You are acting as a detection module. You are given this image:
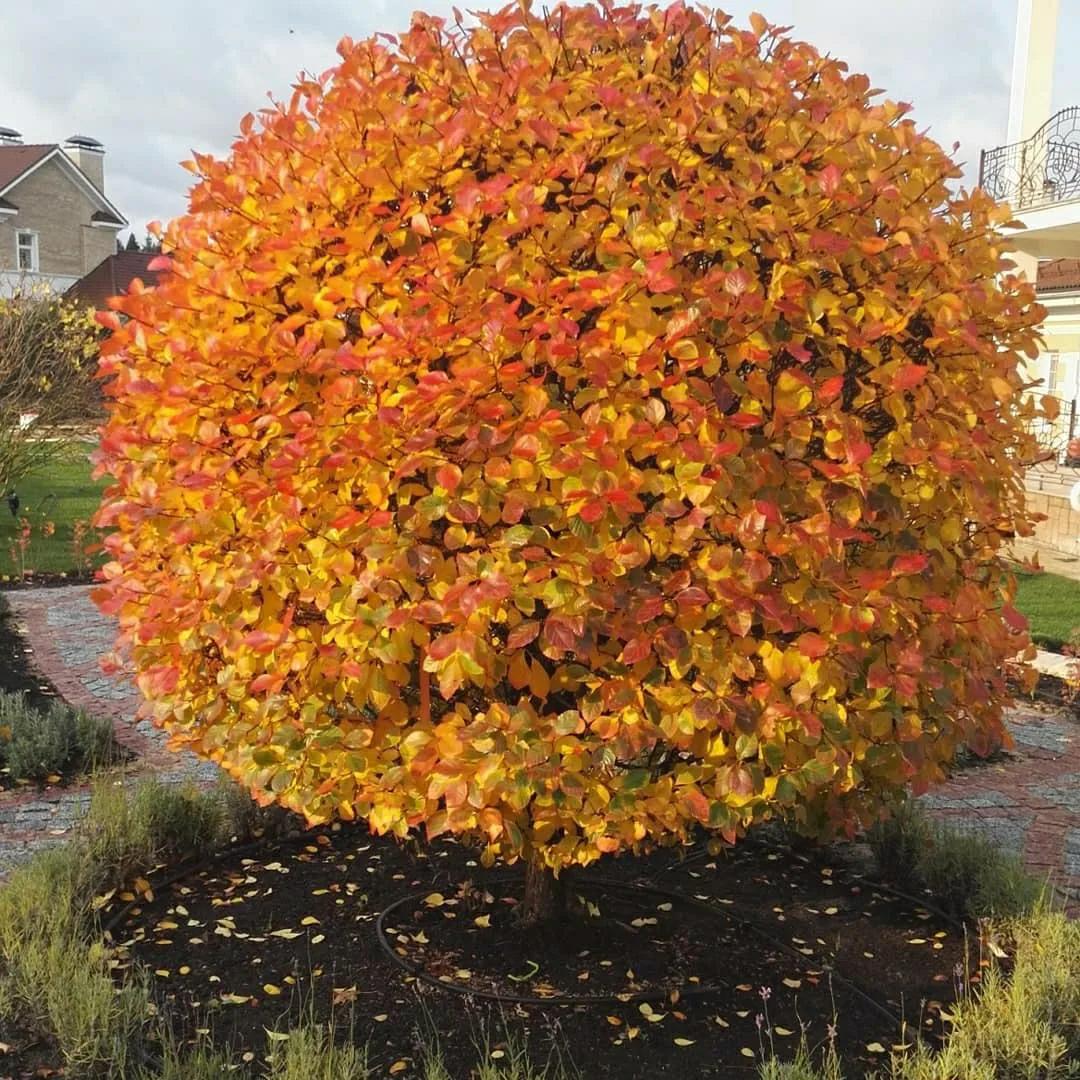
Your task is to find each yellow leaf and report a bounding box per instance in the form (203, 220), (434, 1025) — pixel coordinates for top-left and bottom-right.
(866, 1042), (887, 1054)
(263, 983), (282, 996)
(674, 1037), (695, 1046)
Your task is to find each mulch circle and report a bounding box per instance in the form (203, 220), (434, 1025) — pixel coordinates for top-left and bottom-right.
(101, 828), (972, 1079)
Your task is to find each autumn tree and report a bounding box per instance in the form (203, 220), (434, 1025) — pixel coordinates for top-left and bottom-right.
(0, 290), (100, 491)
(95, 3), (1048, 922)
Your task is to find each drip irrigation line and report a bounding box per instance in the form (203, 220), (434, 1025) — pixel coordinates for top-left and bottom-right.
(374, 870), (902, 1028)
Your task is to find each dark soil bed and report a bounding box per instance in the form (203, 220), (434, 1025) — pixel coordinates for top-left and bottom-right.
(98, 828), (968, 1079)
(0, 595), (58, 713)
(0, 570), (97, 591)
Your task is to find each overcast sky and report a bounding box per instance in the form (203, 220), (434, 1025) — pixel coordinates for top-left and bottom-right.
(3, 1), (1078, 240)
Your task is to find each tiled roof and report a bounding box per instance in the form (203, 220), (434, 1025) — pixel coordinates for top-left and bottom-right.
(1037, 258), (1080, 293)
(65, 251), (160, 311)
(0, 144), (55, 193)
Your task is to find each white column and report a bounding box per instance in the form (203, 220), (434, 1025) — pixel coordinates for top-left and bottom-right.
(1008, 0), (1059, 145)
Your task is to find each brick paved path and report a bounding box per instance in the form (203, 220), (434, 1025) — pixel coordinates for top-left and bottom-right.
(0, 585), (218, 874)
(921, 703), (1079, 903)
(0, 586), (1077, 903)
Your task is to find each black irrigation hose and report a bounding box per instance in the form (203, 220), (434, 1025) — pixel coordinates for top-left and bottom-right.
(374, 870), (902, 1028)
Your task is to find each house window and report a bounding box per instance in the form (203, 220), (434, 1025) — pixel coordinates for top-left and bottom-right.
(15, 231), (38, 273)
(1046, 352), (1060, 392)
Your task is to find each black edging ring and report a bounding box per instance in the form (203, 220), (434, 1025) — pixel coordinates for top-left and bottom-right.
(375, 870), (901, 1028)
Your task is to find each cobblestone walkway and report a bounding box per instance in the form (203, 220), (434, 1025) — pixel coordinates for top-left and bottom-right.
(0, 585), (218, 874)
(921, 702), (1080, 904)
(0, 586), (1077, 901)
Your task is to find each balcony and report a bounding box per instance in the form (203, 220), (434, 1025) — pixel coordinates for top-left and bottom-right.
(981, 106), (1080, 211)
(978, 107), (1080, 258)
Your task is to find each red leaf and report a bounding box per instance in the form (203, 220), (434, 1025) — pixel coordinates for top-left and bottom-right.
(1002, 603), (1028, 633)
(427, 633), (459, 661)
(894, 364), (928, 391)
(682, 788), (710, 824)
(892, 553), (929, 576)
(675, 586), (710, 608)
(797, 633), (829, 659)
(436, 464), (462, 492)
(818, 375), (844, 403)
(543, 615), (582, 653)
(620, 636), (652, 665)
(728, 411), (763, 429)
(507, 620), (540, 649)
(819, 163), (842, 196)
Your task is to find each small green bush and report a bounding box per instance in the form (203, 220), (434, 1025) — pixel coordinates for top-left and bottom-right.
(132, 780), (225, 859)
(917, 829), (1046, 920)
(0, 691), (120, 781)
(758, 1043), (844, 1080)
(867, 801), (1046, 920)
(217, 776), (301, 844)
(867, 800), (932, 886)
(895, 911), (1080, 1080)
(0, 843), (147, 1075)
(265, 1023), (369, 1080)
(140, 1039), (235, 1080)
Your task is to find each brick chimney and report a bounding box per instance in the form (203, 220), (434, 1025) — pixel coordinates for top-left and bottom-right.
(63, 134), (105, 192)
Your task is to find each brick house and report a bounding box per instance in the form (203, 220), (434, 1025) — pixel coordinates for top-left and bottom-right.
(0, 127), (127, 296)
(65, 249), (160, 311)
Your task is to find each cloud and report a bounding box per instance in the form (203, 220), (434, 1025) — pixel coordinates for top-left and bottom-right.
(0, 0), (1037, 238)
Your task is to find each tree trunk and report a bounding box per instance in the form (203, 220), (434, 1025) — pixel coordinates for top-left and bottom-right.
(518, 861), (568, 926)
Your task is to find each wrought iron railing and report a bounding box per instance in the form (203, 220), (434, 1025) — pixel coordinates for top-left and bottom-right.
(980, 106), (1080, 211)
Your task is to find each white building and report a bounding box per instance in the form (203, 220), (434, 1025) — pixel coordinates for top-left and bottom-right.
(981, 0), (1080, 449)
(981, 0), (1080, 558)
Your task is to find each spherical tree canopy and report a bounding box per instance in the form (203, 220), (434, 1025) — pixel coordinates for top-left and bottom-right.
(96, 2), (1046, 872)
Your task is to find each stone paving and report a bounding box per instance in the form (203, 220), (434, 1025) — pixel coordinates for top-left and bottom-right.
(920, 701), (1080, 904)
(0, 585), (219, 874)
(0, 585), (1077, 903)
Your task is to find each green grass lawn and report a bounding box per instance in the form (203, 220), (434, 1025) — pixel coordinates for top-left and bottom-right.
(0, 444), (107, 578)
(1012, 568), (1080, 652)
